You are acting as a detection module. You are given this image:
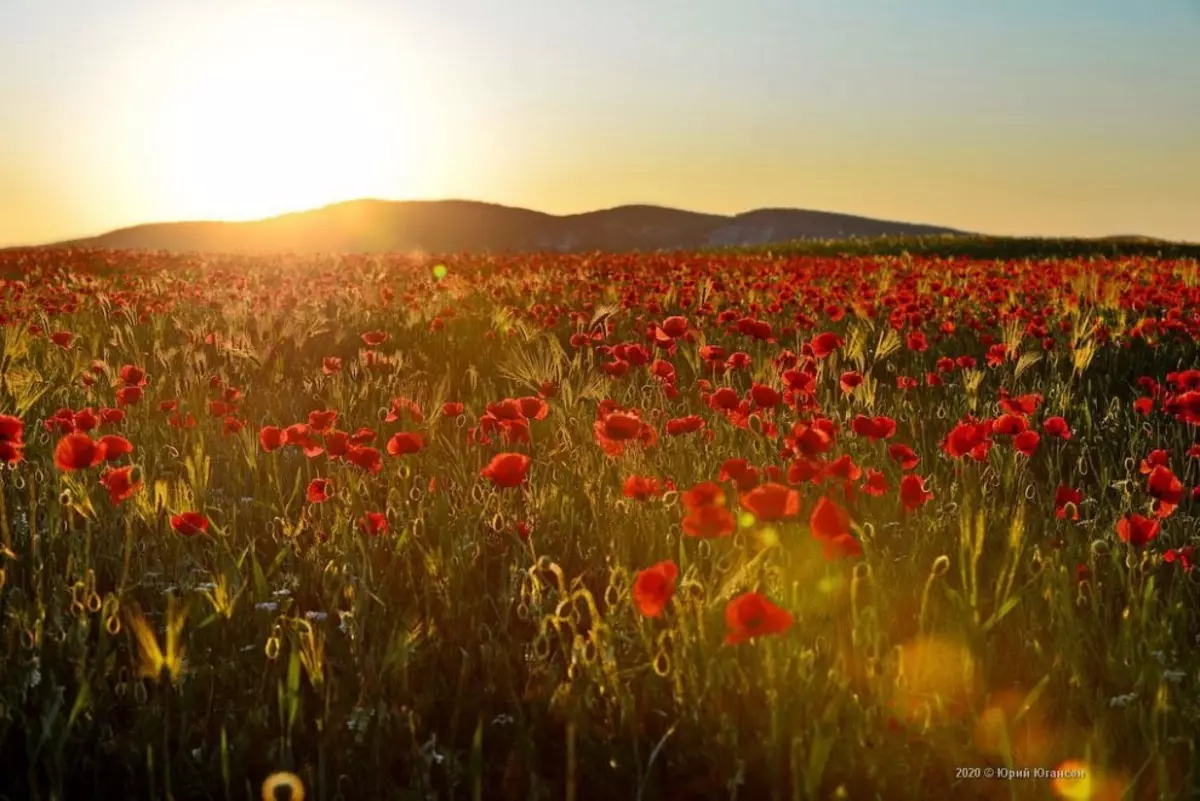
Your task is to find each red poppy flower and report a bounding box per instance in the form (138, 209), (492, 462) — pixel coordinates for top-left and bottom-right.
(99, 407), (125, 425)
(808, 332), (844, 359)
(682, 481), (726, 511)
(50, 331), (73, 349)
(622, 475), (663, 501)
(322, 357), (343, 375)
(208, 400), (234, 418)
(442, 402), (465, 418)
(284, 424), (324, 458)
(1146, 465), (1184, 518)
(899, 474), (933, 511)
(665, 415), (705, 436)
(1055, 485), (1083, 520)
(0, 414), (25, 464)
(171, 512), (209, 537)
(99, 465), (141, 504)
(852, 415), (897, 441)
(346, 446), (383, 474)
(749, 383), (781, 409)
(54, 433), (103, 471)
(887, 443), (920, 471)
(826, 454), (862, 483)
(863, 469), (888, 496)
(349, 427), (377, 445)
(1042, 416), (1072, 440)
(708, 387), (740, 411)
(593, 408), (656, 456)
(999, 391), (1042, 416)
(96, 435), (134, 462)
(786, 457), (826, 485)
(115, 386), (143, 407)
(306, 478), (333, 504)
(361, 330), (387, 346)
(992, 414), (1028, 436)
(724, 592), (794, 645)
(659, 316), (688, 338)
(682, 504), (737, 538)
(72, 408), (98, 432)
(359, 512), (389, 536)
(259, 426), (285, 452)
(1116, 514), (1159, 547)
(632, 560), (678, 618)
(1133, 397), (1154, 416)
(1139, 449), (1170, 475)
(839, 371), (864, 394)
(739, 483), (801, 521)
(596, 410), (643, 440)
(1163, 546), (1195, 573)
(118, 365), (147, 386)
(481, 452), (531, 489)
(517, 396), (549, 420)
(45, 408), (75, 434)
(324, 431), (350, 459)
(787, 418), (836, 457)
(718, 458), (760, 492)
(308, 409), (338, 433)
(386, 432), (425, 456)
(942, 421), (991, 460)
(1013, 430), (1040, 457)
(810, 496), (851, 540)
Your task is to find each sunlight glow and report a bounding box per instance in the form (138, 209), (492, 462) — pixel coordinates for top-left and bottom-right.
(148, 4), (434, 221)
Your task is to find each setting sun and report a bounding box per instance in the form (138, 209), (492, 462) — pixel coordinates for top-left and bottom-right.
(145, 4), (436, 220)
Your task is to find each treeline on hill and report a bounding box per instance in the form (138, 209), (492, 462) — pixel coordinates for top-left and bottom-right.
(719, 234), (1200, 261)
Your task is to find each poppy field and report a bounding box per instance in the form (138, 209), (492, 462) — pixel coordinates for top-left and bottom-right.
(1, 246), (1199, 800)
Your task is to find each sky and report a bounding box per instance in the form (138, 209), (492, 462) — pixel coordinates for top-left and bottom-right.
(1, 0), (1199, 246)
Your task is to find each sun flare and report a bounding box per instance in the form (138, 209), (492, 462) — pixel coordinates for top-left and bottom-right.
(150, 5), (431, 221)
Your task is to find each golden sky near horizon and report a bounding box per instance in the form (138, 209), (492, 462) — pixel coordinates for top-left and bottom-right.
(2, 0), (1198, 246)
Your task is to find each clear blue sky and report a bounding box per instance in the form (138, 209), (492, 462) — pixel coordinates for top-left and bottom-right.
(2, 0), (1198, 245)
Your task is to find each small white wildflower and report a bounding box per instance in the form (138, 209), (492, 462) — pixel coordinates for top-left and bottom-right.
(419, 734), (445, 765)
(195, 582), (217, 593)
(1163, 670), (1186, 684)
(1109, 692), (1138, 708)
(255, 602), (278, 613)
(272, 588), (292, 599)
(304, 611), (328, 622)
(346, 706), (373, 733)
(491, 714), (515, 727)
(1151, 650), (1166, 664)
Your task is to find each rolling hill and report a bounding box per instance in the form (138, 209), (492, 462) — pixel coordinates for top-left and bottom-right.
(44, 199), (965, 254)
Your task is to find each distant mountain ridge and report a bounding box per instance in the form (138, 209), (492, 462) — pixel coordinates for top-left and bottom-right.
(43, 199), (966, 254)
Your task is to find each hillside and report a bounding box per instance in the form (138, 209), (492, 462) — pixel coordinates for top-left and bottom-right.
(45, 199), (963, 254)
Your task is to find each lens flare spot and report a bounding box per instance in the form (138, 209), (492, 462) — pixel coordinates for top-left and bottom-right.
(817, 574), (844, 594)
(1050, 760), (1092, 799)
(433, 264), (448, 280)
(738, 511), (757, 529)
(755, 526), (781, 550)
(262, 771), (305, 801)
